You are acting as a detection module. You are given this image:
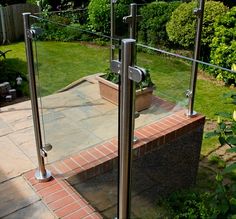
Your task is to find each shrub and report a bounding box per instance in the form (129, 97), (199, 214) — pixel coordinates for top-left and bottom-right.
(139, 1), (181, 47)
(166, 1), (228, 49)
(35, 14), (91, 42)
(88, 0), (133, 35)
(35, 15), (71, 41)
(0, 59), (29, 96)
(209, 7), (236, 85)
(164, 190), (218, 219)
(88, 0), (110, 34)
(205, 92), (236, 217)
(37, 0), (89, 11)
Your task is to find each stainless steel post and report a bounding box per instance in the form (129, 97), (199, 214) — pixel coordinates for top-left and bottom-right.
(119, 39), (136, 219)
(123, 3), (142, 140)
(23, 13), (52, 182)
(129, 3), (137, 39)
(110, 0), (116, 61)
(187, 0), (205, 117)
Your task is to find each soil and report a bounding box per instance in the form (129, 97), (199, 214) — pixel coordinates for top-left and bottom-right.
(204, 119), (217, 132)
(202, 119), (236, 166)
(0, 96), (30, 108)
(198, 70), (235, 89)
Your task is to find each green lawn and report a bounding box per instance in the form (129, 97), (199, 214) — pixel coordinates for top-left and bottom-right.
(1, 41), (235, 154)
(137, 51), (191, 106)
(32, 41), (110, 95)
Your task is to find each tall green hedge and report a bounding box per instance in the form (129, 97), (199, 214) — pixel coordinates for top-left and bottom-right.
(166, 1), (228, 49)
(210, 6), (236, 85)
(88, 0), (133, 35)
(139, 1), (180, 47)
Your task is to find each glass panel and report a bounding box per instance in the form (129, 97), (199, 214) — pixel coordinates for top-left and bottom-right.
(29, 11), (119, 217)
(134, 46), (192, 127)
(30, 14), (118, 160)
(130, 1), (198, 217)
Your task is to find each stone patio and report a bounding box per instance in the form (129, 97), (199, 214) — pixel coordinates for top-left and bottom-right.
(0, 75), (204, 218)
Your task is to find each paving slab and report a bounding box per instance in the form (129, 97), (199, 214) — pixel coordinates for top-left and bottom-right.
(0, 177), (40, 218)
(0, 117), (13, 137)
(46, 126), (103, 163)
(0, 136), (35, 183)
(0, 102), (33, 132)
(2, 201), (56, 219)
(7, 126), (38, 164)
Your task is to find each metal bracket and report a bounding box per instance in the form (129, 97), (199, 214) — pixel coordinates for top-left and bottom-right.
(185, 110), (198, 117)
(128, 66), (145, 83)
(134, 111), (140, 119)
(123, 15), (142, 24)
(111, 60), (121, 74)
(43, 143), (53, 152)
(185, 89), (192, 98)
(111, 60), (146, 83)
(40, 149), (47, 158)
(26, 29), (34, 39)
(27, 27), (43, 39)
(193, 8), (202, 17)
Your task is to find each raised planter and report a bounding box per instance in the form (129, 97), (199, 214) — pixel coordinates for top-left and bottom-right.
(97, 76), (154, 111)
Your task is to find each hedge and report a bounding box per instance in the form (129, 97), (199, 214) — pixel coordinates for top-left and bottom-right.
(139, 1), (181, 47)
(166, 1), (228, 49)
(210, 6), (236, 85)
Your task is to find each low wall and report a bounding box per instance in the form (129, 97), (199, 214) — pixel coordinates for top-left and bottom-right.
(67, 111), (205, 195)
(24, 110), (205, 218)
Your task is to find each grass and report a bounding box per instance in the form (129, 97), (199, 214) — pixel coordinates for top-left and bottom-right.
(1, 41), (235, 154)
(32, 41), (109, 95)
(137, 51), (191, 106)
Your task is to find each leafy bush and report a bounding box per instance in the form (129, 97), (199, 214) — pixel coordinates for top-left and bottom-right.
(88, 0), (133, 35)
(104, 68), (154, 90)
(88, 0), (110, 34)
(37, 0), (89, 11)
(166, 1), (228, 50)
(139, 1), (180, 47)
(35, 15), (92, 42)
(209, 154), (226, 169)
(163, 190), (217, 219)
(0, 59), (29, 96)
(205, 91), (236, 217)
(209, 7), (236, 85)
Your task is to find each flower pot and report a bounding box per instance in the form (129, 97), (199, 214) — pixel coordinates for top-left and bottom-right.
(97, 76), (153, 111)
